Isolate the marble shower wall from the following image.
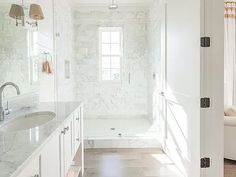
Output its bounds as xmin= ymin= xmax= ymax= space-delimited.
xmin=74 ymin=7 xmax=149 ymax=117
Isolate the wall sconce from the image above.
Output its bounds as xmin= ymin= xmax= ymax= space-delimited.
xmin=9 ymin=4 xmax=25 ymax=26
xmin=29 ymin=4 xmax=44 ymax=27
xmin=9 ymin=1 xmax=44 ymax=28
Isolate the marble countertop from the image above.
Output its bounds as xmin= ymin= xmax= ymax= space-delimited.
xmin=0 ymin=101 xmax=82 ymax=177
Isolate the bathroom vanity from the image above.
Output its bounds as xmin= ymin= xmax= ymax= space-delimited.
xmin=0 ymin=102 xmax=84 ymax=177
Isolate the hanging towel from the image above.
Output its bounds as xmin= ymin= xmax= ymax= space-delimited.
xmin=42 ymin=61 xmax=52 ymax=74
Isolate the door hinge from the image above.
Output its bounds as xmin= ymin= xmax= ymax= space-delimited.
xmin=201 ymin=37 xmax=211 ymax=47
xmin=200 ymin=97 xmax=210 ymax=108
xmin=201 ymin=157 xmax=211 ymax=168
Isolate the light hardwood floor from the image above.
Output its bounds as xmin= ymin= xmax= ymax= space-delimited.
xmin=225 ymin=159 xmax=236 ymax=177
xmin=83 ymin=148 xmax=183 ymax=177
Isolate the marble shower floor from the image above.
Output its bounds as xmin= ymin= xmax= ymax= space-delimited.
xmin=83 ymin=148 xmax=184 ymax=177
xmin=84 ymin=118 xmax=159 ymax=139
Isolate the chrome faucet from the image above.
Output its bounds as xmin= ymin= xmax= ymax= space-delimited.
xmin=0 ymin=82 xmax=21 ymax=121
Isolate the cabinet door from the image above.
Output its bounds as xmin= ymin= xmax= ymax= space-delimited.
xmin=73 ymin=109 xmax=81 ymax=153
xmin=40 ymin=133 xmax=60 ymax=177
xmin=80 ymin=106 xmax=84 ymax=175
xmin=63 ymin=119 xmax=73 ymax=177
xmin=60 ymin=131 xmax=65 ymax=177
xmin=17 ymin=156 xmax=39 ymax=177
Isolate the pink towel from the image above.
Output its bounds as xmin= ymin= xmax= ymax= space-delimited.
xmin=42 ymin=61 xmax=52 ymax=74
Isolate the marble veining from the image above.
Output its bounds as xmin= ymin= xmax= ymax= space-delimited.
xmin=74 ymin=8 xmax=149 ymax=117
xmin=0 ymin=102 xmax=82 ymax=177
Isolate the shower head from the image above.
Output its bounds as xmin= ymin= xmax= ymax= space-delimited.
xmin=108 ymin=0 xmax=118 ymax=10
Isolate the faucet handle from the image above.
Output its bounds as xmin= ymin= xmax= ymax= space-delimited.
xmin=4 ymin=109 xmax=11 ymax=115
xmin=4 ymin=101 xmax=11 ymax=115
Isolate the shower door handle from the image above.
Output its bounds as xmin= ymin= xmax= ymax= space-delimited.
xmin=128 ymin=73 xmax=131 ymax=84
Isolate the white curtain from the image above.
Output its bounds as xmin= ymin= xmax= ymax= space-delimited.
xmin=225 ymin=2 xmax=236 ymax=106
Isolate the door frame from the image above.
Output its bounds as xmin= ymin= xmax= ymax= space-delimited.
xmin=200 ymin=0 xmax=224 ymax=177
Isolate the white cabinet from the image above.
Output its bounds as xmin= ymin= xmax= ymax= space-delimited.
xmin=17 ymin=156 xmax=40 ymax=177
xmin=60 ymin=108 xmax=84 ymax=177
xmin=40 ymin=134 xmax=60 ymax=177
xmin=16 ymin=104 xmax=84 ymax=177
xmin=80 ymin=106 xmax=84 ymax=175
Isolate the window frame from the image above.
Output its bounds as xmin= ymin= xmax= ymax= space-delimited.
xmin=98 ymin=27 xmax=123 ymax=83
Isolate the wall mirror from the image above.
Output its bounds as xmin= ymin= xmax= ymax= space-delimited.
xmin=0 ymin=0 xmax=54 ymax=100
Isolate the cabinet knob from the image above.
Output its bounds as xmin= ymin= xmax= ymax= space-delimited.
xmin=76 ymin=138 xmax=80 ymax=141
xmin=76 ymin=117 xmax=80 ymax=121
xmin=64 ymin=126 xmax=69 ymax=131
xmin=61 ymin=130 xmax=66 ymax=135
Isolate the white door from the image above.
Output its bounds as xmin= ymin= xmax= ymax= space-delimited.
xmin=163 ymin=0 xmax=201 ymax=176
xmin=162 ymin=0 xmax=224 ymax=177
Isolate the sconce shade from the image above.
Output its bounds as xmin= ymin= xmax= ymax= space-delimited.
xmin=9 ymin=4 xmax=24 ymax=19
xmin=29 ymin=4 xmax=44 ymax=20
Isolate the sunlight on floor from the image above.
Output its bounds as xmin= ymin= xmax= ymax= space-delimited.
xmin=83 ymin=148 xmax=184 ymax=177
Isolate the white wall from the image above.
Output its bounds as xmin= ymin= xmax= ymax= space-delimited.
xmin=36 ymin=0 xmax=55 ymax=102
xmin=73 ymin=6 xmax=149 ymax=118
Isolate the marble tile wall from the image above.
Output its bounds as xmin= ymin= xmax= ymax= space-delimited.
xmin=73 ymin=7 xmax=149 ymax=117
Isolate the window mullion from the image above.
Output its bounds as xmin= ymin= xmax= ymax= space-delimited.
xmin=99 ymin=27 xmax=122 ymax=81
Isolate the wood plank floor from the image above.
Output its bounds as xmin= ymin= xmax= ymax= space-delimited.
xmin=83 ymin=148 xmax=183 ymax=177
xmin=225 ymin=159 xmax=236 ymax=177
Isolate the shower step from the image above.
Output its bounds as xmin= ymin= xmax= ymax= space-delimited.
xmin=84 ymin=138 xmax=161 ymax=149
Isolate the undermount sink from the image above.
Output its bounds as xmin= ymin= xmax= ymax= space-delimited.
xmin=0 ymin=111 xmax=56 ymax=132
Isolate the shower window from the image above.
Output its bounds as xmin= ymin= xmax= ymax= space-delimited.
xmin=99 ymin=27 xmax=123 ymax=81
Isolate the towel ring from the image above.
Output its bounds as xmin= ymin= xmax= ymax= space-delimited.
xmin=42 ymin=52 xmax=53 ymax=62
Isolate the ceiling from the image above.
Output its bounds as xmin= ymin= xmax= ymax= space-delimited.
xmin=73 ymin=0 xmax=154 ymax=6
xmin=0 ymin=0 xmax=30 ymax=4
xmin=0 ymin=0 xmax=154 ymax=7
